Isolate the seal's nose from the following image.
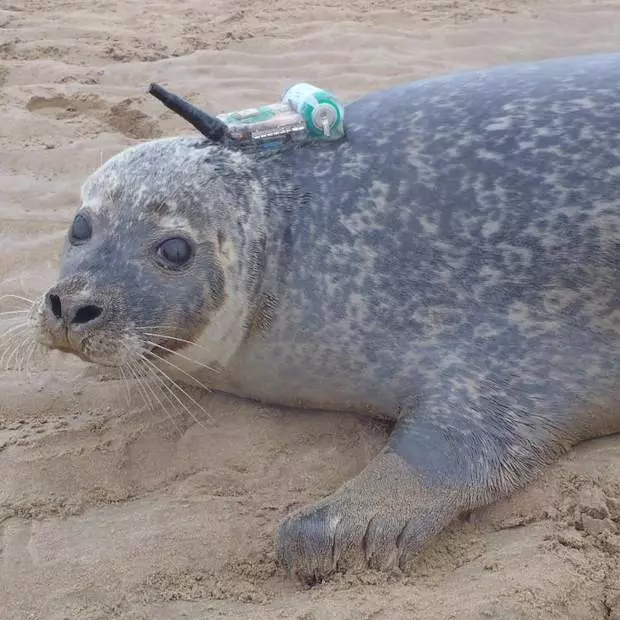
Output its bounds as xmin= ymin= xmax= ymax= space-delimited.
xmin=45 ymin=291 xmax=104 ymax=328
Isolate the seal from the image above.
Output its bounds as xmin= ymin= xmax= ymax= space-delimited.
xmin=28 ymin=53 xmax=620 ymax=584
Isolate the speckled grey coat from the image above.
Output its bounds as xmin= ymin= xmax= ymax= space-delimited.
xmin=34 ymin=53 xmax=619 ymax=583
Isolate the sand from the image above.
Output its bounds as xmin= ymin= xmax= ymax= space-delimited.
xmin=1 ymin=1 xmax=619 ymax=618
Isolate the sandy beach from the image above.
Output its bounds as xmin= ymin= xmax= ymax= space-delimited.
xmin=1 ymin=1 xmax=619 ymax=618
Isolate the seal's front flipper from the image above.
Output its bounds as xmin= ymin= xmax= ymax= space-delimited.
xmin=275 ymin=447 xmax=464 ymax=584
xmin=276 ymin=362 xmax=591 ymax=583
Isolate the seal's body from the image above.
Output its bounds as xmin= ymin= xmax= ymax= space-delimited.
xmin=32 ymin=54 xmax=619 ymax=583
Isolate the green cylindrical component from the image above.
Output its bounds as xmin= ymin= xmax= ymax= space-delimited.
xmin=282 ymin=83 xmax=345 ymax=140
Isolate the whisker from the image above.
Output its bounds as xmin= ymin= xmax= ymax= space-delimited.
xmin=14 ymin=335 xmax=31 ymax=372
xmin=0 ymin=310 xmax=30 ymax=316
xmin=0 ymin=327 xmax=29 ymax=370
xmin=121 ymin=346 xmax=186 ymax=436
xmin=146 ymin=346 xmax=213 ymax=393
xmin=146 ymin=340 xmax=219 ymax=376
xmin=22 ymin=340 xmax=39 ymax=377
xmin=10 ymin=334 xmax=32 ymax=371
xmin=0 ymin=322 xmax=28 ymax=341
xmin=136 ymin=355 xmax=207 ymax=428
xmin=118 ymin=365 xmax=133 ymax=409
xmin=141 ymin=333 xmax=220 ymax=373
xmin=124 ymin=358 xmax=156 ymax=413
xmin=137 ymin=353 xmax=212 ymax=428
xmin=14 ymin=336 xmax=34 ymax=375
xmin=135 ymin=325 xmax=180 ymax=331
xmin=0 ymin=329 xmax=29 ymax=361
xmin=131 ymin=358 xmax=184 ymax=435
xmin=130 ymin=357 xmax=189 ymax=433
xmin=2 ymin=334 xmax=29 ymax=371
xmin=0 ymin=294 xmax=34 ymax=306
xmin=134 ymin=325 xmax=184 ymax=336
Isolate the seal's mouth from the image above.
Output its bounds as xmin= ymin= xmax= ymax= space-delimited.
xmin=36 ymin=312 xmax=196 ymax=369
xmin=25 ymin=290 xmax=218 ymax=425
xmin=50 ymin=341 xmax=93 ymax=363
xmin=38 ymin=331 xmax=116 ymax=366
xmin=32 ymin=276 xmax=207 ymax=373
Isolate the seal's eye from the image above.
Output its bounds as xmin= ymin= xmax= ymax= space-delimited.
xmin=156 ymin=237 xmax=193 ymax=269
xmin=69 ymin=214 xmax=92 ymax=245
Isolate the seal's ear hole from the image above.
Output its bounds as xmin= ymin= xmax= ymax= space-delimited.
xmin=152 ymin=201 xmax=171 ymax=216
xmin=216 ymin=230 xmax=235 ymax=264
xmin=217 ymin=231 xmax=226 ymax=253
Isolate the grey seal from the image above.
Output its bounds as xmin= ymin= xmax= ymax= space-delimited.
xmin=28 ymin=53 xmax=619 ymax=583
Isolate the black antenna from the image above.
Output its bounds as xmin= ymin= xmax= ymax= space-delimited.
xmin=148 ymin=83 xmax=230 ymax=143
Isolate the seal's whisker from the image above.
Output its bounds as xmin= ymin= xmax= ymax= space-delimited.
xmin=0 ymin=310 xmax=30 ymax=316
xmin=0 ymin=333 xmax=22 ymax=360
xmin=139 ymin=356 xmax=212 ymax=430
xmin=128 ymin=358 xmax=184 ymax=435
xmin=141 ymin=332 xmax=221 ymax=373
xmin=146 ymin=345 xmax=214 ymax=393
xmin=4 ymin=338 xmax=28 ymax=371
xmin=0 ymin=294 xmax=34 ymax=306
xmin=133 ymin=355 xmax=202 ymax=431
xmin=134 ymin=325 xmax=183 ymax=336
xmin=2 ymin=332 xmax=30 ymax=372
xmin=123 ymin=358 xmax=156 ymax=413
xmin=14 ymin=335 xmax=31 ymax=372
xmin=135 ymin=325 xmax=180 ymax=331
xmin=22 ymin=339 xmax=40 ymax=377
xmin=137 ymin=353 xmax=212 ymax=428
xmin=3 ymin=338 xmax=22 ymax=371
xmin=118 ymin=366 xmax=134 ymax=409
xmin=0 ymin=323 xmax=28 ymax=359
xmin=124 ymin=357 xmax=186 ymax=434
xmin=120 ymin=343 xmax=187 ymax=433
xmin=146 ymin=340 xmax=219 ymax=377
xmin=0 ymin=322 xmax=28 ymax=341
xmin=0 ymin=325 xmax=29 ymax=370
xmin=0 ymin=341 xmax=28 ymax=371
xmin=15 ymin=336 xmax=35 ymax=375
xmin=135 ymin=327 xmax=203 ymax=343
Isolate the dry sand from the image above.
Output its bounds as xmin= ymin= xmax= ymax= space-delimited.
xmin=1 ymin=1 xmax=620 ymax=618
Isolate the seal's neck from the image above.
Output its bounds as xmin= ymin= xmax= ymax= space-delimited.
xmin=182 ymin=147 xmax=305 ymax=376
xmin=188 ymin=149 xmax=278 ymax=371
xmin=242 ymin=153 xmax=309 ymax=334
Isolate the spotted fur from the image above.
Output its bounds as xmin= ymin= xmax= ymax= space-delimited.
xmin=33 ymin=54 xmax=619 ymax=583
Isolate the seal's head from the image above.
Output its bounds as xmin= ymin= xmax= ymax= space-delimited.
xmin=31 ymin=137 xmax=268 ymax=371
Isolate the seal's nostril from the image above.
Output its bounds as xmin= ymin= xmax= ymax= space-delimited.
xmin=72 ymin=305 xmax=103 ymax=325
xmin=48 ymin=294 xmax=62 ymax=320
